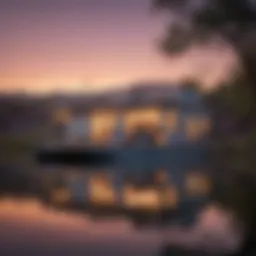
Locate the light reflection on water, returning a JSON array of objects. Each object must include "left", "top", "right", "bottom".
[
  {"left": 0, "top": 198, "right": 244, "bottom": 256},
  {"left": 0, "top": 198, "right": 162, "bottom": 256}
]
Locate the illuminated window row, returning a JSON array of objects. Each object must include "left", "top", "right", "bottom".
[{"left": 53, "top": 108, "right": 211, "bottom": 145}]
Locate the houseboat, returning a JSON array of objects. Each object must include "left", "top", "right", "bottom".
[{"left": 38, "top": 83, "right": 212, "bottom": 225}]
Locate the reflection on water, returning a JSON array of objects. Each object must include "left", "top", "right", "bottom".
[
  {"left": 0, "top": 198, "right": 244, "bottom": 256},
  {"left": 122, "top": 185, "right": 178, "bottom": 210},
  {"left": 0, "top": 198, "right": 161, "bottom": 256},
  {"left": 123, "top": 186, "right": 164, "bottom": 210},
  {"left": 54, "top": 168, "right": 210, "bottom": 210},
  {"left": 88, "top": 173, "right": 116, "bottom": 206}
]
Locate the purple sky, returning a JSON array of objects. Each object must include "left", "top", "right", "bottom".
[{"left": 0, "top": 0, "right": 235, "bottom": 93}]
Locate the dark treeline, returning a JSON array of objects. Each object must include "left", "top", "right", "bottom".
[
  {"left": 0, "top": 94, "right": 56, "bottom": 200},
  {"left": 154, "top": 0, "right": 256, "bottom": 255}
]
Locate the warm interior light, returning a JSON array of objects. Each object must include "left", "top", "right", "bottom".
[
  {"left": 88, "top": 174, "right": 115, "bottom": 205},
  {"left": 89, "top": 111, "right": 117, "bottom": 145},
  {"left": 122, "top": 186, "right": 160, "bottom": 210},
  {"left": 124, "top": 107, "right": 161, "bottom": 136}
]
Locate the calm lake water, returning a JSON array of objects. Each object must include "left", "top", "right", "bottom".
[
  {"left": 0, "top": 198, "right": 243, "bottom": 256},
  {"left": 0, "top": 198, "right": 167, "bottom": 256}
]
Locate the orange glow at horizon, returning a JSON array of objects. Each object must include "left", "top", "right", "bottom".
[
  {"left": 0, "top": 46, "right": 235, "bottom": 94},
  {"left": 0, "top": 0, "right": 236, "bottom": 94}
]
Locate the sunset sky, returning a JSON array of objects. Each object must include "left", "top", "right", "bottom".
[{"left": 0, "top": 0, "right": 235, "bottom": 94}]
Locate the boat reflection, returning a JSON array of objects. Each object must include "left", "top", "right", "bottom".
[{"left": 46, "top": 167, "right": 210, "bottom": 228}]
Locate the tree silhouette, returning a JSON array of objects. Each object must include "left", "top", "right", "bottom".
[
  {"left": 153, "top": 1, "right": 256, "bottom": 252},
  {"left": 154, "top": 0, "right": 256, "bottom": 101}
]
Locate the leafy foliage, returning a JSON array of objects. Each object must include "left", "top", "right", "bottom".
[
  {"left": 205, "top": 71, "right": 256, "bottom": 242},
  {"left": 154, "top": 0, "right": 256, "bottom": 99},
  {"left": 154, "top": 0, "right": 256, "bottom": 43},
  {"left": 155, "top": 0, "right": 256, "bottom": 235}
]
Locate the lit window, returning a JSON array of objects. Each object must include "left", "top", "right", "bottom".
[
  {"left": 89, "top": 110, "right": 117, "bottom": 145},
  {"left": 124, "top": 107, "right": 161, "bottom": 136}
]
